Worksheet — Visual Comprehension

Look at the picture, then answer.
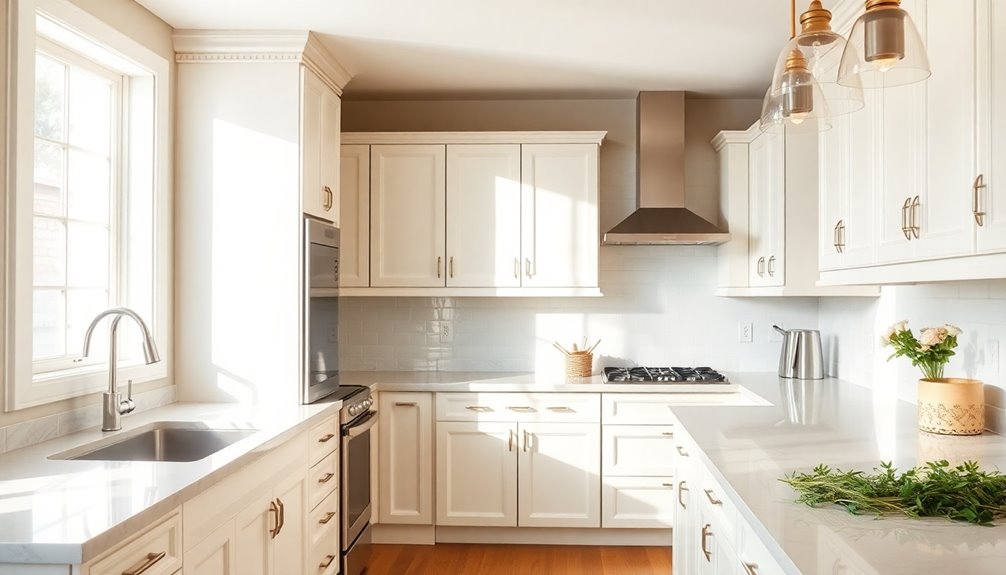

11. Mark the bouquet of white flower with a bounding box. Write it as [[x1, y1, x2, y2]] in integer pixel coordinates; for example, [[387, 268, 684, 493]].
[[881, 321, 962, 380]]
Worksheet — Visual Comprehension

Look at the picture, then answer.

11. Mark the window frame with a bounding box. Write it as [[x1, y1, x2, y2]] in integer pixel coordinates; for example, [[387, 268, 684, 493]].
[[4, 0, 171, 410]]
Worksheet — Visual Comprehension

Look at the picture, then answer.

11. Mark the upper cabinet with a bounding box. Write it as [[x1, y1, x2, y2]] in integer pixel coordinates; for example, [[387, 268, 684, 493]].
[[714, 125, 877, 297], [340, 132, 605, 297], [819, 0, 1006, 284], [302, 67, 342, 223]]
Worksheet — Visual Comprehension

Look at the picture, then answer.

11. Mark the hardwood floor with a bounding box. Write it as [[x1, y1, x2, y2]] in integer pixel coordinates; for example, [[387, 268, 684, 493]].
[[366, 544, 672, 575]]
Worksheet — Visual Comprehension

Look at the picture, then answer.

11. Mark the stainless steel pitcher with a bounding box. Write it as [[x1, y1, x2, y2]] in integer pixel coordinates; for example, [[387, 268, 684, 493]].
[[773, 325, 824, 379]]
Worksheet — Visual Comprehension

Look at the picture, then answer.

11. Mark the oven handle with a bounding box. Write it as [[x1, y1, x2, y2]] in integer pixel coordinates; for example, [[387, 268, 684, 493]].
[[343, 411, 378, 438]]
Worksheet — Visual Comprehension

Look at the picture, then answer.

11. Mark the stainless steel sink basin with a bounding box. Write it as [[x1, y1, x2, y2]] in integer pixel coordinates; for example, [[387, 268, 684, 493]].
[[50, 421, 259, 462]]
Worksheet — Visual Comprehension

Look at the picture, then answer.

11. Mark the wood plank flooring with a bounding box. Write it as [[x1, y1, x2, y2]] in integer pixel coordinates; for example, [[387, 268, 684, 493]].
[[366, 544, 672, 575]]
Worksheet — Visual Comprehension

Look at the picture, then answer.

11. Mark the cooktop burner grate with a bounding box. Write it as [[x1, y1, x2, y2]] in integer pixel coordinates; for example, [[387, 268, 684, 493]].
[[603, 366, 729, 383]]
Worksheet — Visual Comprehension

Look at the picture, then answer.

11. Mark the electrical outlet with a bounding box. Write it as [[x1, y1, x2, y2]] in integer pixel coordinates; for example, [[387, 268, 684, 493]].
[[769, 322, 784, 343], [440, 322, 454, 343], [988, 339, 1000, 375], [738, 322, 753, 343], [327, 322, 338, 343]]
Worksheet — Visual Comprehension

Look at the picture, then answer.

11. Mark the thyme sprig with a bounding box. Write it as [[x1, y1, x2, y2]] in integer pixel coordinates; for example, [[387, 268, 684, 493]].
[[782, 460, 1006, 526]]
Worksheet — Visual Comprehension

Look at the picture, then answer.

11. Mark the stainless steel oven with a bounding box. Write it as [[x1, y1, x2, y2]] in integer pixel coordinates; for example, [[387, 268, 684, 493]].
[[304, 217, 340, 404], [342, 388, 375, 575]]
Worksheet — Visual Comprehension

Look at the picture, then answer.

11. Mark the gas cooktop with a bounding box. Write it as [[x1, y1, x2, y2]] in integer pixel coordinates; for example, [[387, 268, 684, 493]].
[[603, 366, 729, 384]]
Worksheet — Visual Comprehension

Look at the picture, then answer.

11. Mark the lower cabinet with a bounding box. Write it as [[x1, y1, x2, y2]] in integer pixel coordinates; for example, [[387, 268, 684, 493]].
[[600, 424, 676, 528], [79, 507, 183, 575], [379, 392, 433, 524], [434, 393, 601, 529]]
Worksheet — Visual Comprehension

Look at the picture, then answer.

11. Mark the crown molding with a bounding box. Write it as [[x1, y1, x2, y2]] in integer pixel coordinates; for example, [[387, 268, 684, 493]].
[[341, 131, 608, 145], [173, 30, 352, 94], [711, 129, 756, 151]]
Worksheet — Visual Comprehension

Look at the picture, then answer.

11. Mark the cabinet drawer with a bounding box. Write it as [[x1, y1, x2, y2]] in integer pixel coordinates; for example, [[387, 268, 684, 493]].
[[309, 449, 340, 510], [86, 509, 182, 575], [602, 394, 680, 424], [436, 393, 599, 422], [309, 415, 340, 467], [601, 476, 675, 529], [738, 519, 786, 575], [309, 491, 341, 575], [602, 425, 676, 476], [700, 466, 739, 544]]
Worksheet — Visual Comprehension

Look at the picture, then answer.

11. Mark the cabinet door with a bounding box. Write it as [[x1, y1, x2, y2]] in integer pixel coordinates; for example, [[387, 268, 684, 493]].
[[748, 130, 784, 287], [436, 421, 517, 527], [844, 89, 880, 268], [234, 492, 274, 575], [370, 144, 446, 287], [818, 108, 849, 271], [915, 0, 977, 259], [601, 425, 676, 476], [446, 144, 522, 287], [272, 472, 307, 575], [672, 438, 697, 575], [875, 81, 924, 264], [319, 88, 341, 225], [520, 144, 599, 288], [601, 476, 675, 528], [517, 422, 600, 528], [186, 522, 237, 575], [301, 67, 328, 222], [340, 145, 370, 287], [379, 392, 433, 524], [977, 0, 1006, 252]]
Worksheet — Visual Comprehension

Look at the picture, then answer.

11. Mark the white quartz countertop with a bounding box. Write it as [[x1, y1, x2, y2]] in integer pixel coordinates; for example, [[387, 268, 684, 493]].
[[0, 399, 341, 565], [670, 373, 1006, 575]]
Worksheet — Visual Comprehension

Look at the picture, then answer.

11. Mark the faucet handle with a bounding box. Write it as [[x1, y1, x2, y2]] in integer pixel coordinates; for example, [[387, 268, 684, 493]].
[[120, 379, 136, 414]]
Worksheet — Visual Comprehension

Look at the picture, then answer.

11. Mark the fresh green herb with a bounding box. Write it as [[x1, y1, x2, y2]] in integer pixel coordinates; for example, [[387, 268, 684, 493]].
[[781, 460, 1006, 526]]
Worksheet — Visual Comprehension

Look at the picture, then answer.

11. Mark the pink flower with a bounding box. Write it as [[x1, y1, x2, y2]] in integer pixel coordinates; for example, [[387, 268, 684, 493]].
[[920, 328, 945, 347]]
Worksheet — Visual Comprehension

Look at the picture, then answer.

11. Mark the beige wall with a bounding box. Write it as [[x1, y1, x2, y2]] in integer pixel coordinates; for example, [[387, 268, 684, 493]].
[[342, 97, 759, 229], [0, 0, 174, 428]]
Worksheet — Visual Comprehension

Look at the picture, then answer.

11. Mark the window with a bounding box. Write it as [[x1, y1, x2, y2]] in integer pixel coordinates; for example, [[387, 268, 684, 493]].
[[5, 0, 170, 410]]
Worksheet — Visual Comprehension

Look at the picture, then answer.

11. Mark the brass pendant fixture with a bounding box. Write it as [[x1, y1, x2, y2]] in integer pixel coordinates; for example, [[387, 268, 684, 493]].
[[838, 0, 931, 88]]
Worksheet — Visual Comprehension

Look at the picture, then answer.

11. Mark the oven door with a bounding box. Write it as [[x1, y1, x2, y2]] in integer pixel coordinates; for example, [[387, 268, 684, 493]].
[[342, 410, 376, 549]]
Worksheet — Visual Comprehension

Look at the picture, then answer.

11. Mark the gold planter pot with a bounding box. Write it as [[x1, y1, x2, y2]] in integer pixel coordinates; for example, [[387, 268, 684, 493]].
[[917, 378, 985, 436]]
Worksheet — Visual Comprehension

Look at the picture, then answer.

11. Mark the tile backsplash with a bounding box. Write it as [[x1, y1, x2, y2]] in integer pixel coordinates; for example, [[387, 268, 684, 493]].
[[339, 247, 820, 376]]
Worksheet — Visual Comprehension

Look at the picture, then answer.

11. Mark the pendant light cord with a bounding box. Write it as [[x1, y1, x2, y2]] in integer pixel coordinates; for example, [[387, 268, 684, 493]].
[[790, 0, 797, 39]]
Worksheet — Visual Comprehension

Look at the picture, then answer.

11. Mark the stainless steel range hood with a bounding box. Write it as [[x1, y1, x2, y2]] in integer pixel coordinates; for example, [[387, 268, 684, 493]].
[[603, 92, 730, 245]]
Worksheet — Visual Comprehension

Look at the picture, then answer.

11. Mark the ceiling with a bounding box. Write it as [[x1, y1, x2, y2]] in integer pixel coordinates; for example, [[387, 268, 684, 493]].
[[135, 0, 793, 100]]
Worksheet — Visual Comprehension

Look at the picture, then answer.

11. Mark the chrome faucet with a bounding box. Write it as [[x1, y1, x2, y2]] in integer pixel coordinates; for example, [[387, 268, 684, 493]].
[[82, 308, 161, 431]]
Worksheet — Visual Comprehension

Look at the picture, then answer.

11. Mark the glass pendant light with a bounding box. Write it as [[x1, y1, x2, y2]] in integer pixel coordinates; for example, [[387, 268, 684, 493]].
[[760, 0, 833, 132], [838, 0, 931, 88]]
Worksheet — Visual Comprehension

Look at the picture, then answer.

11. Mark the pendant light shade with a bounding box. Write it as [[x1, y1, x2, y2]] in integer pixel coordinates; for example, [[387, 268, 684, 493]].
[[838, 0, 931, 88]]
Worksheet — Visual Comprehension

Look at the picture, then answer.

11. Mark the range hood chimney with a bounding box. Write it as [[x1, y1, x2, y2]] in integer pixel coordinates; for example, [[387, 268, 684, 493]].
[[602, 92, 730, 245]]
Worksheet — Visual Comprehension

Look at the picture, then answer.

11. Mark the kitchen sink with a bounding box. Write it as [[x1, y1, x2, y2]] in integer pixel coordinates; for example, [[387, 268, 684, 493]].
[[50, 421, 259, 462]]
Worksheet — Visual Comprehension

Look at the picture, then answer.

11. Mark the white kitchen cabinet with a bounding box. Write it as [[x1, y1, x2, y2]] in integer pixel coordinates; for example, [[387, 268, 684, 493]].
[[447, 144, 522, 287], [746, 129, 785, 288], [80, 508, 182, 575], [977, 0, 1006, 252], [339, 144, 370, 287], [234, 463, 307, 575], [370, 144, 447, 287], [518, 421, 600, 528], [600, 476, 676, 529], [341, 133, 604, 295], [716, 125, 876, 296], [601, 424, 675, 477], [186, 522, 237, 575], [302, 66, 341, 223], [436, 421, 518, 527], [672, 435, 697, 575], [379, 392, 434, 524], [819, 0, 1006, 284], [520, 144, 599, 288]]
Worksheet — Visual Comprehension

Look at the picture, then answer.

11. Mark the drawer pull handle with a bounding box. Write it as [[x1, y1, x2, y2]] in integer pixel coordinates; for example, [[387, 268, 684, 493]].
[[676, 446, 689, 457], [701, 524, 713, 561], [742, 561, 760, 575], [508, 429, 515, 452], [974, 174, 987, 226], [678, 481, 689, 509], [523, 429, 531, 452], [662, 483, 674, 488], [547, 406, 573, 412], [319, 511, 336, 525], [320, 554, 337, 569], [465, 405, 492, 412], [661, 432, 674, 436], [508, 406, 535, 412], [704, 489, 723, 505], [269, 500, 280, 539], [318, 472, 335, 484], [122, 551, 166, 575], [394, 402, 417, 407], [318, 433, 336, 443]]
